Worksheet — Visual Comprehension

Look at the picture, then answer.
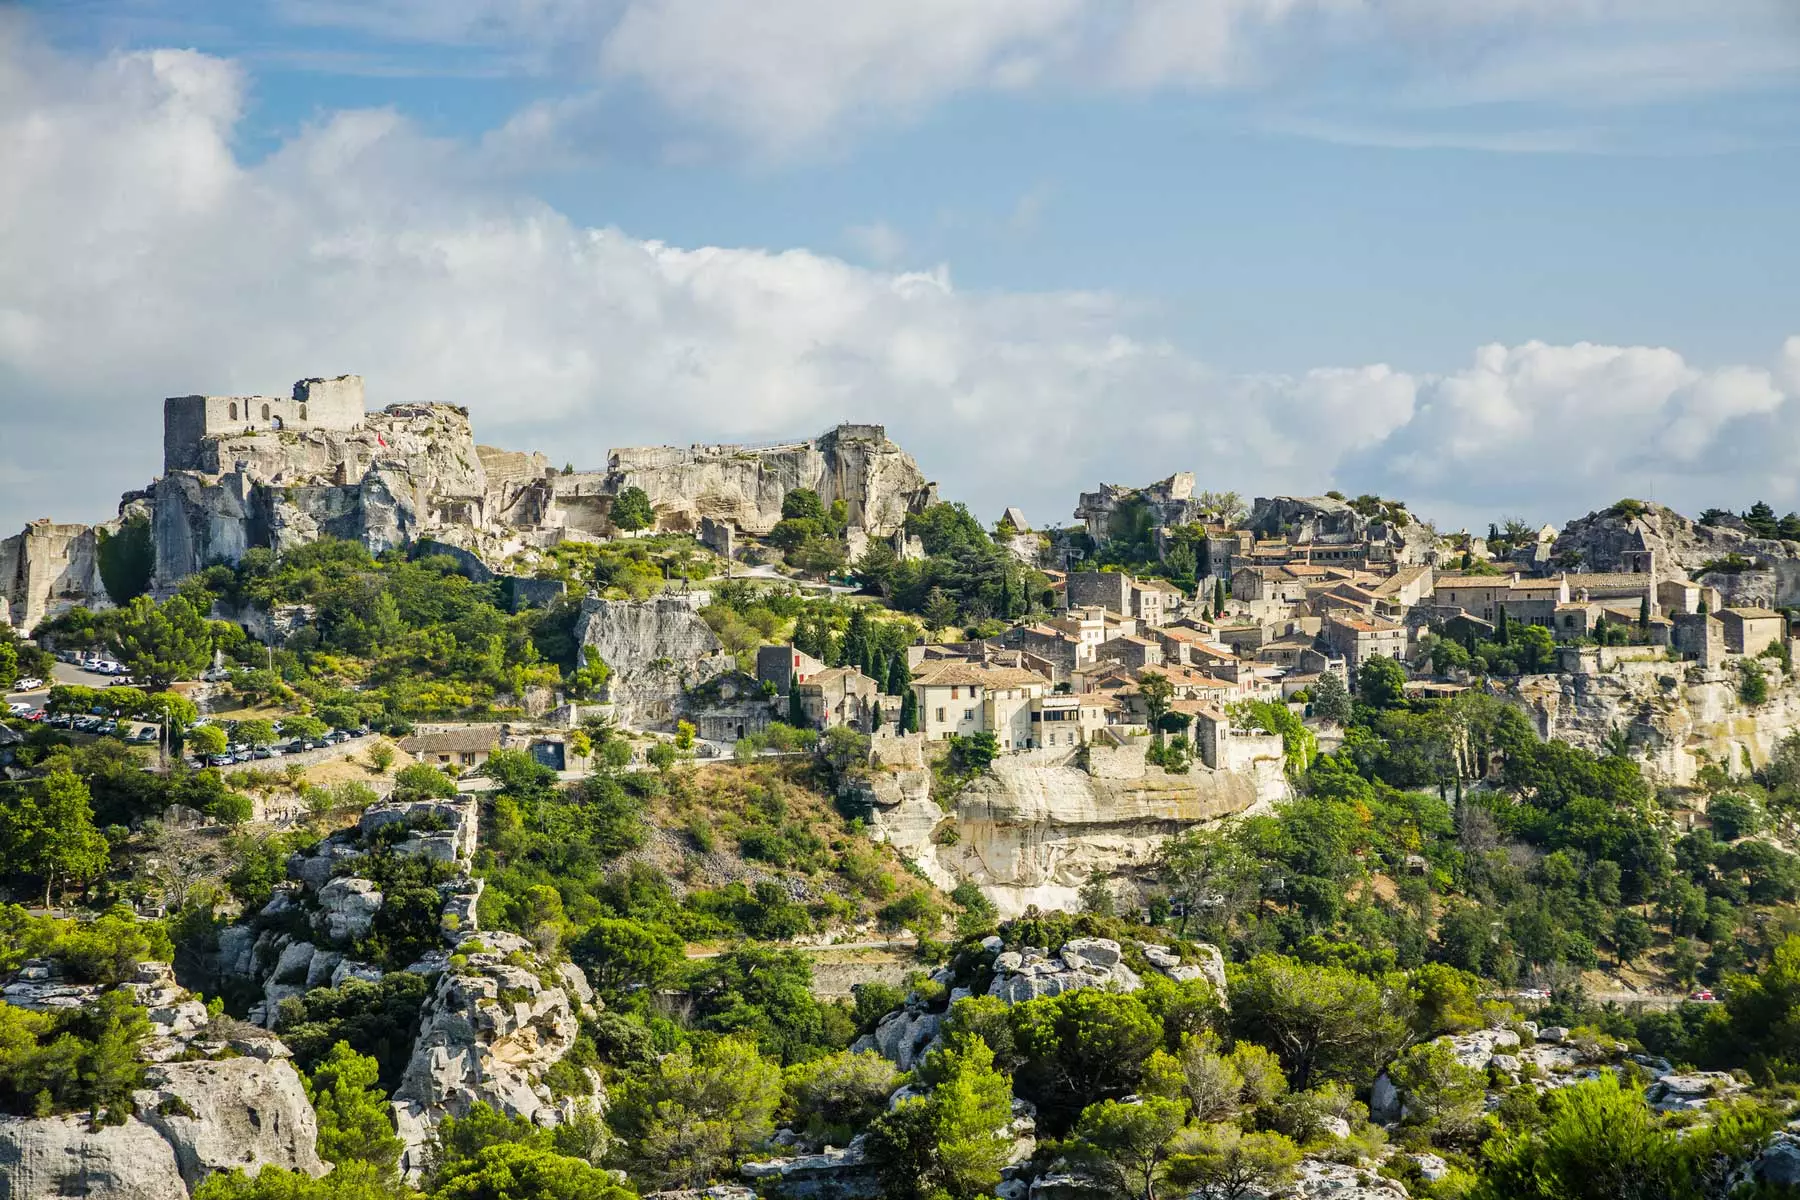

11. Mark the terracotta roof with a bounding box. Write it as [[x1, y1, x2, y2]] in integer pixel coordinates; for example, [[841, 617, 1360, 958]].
[[1721, 606, 1784, 620], [400, 728, 501, 755], [1327, 614, 1404, 634], [913, 664, 1048, 689]]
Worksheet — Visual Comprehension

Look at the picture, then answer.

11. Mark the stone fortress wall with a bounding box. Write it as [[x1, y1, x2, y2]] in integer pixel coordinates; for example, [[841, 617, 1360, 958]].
[[164, 375, 367, 471]]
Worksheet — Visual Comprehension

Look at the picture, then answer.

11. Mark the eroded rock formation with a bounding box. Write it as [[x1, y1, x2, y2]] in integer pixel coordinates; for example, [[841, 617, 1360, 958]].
[[860, 738, 1288, 917], [572, 593, 735, 728], [1554, 502, 1800, 609]]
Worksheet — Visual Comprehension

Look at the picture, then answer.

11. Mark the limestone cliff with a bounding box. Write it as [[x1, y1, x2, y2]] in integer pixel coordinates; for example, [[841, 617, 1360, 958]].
[[861, 737, 1288, 917], [572, 593, 735, 728], [589, 424, 936, 537], [1553, 502, 1800, 608], [150, 404, 552, 589], [0, 520, 113, 629], [1507, 652, 1800, 787]]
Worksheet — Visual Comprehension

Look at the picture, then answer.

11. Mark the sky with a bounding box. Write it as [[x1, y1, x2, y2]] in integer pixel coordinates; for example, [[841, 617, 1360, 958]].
[[2, 1, 1798, 537]]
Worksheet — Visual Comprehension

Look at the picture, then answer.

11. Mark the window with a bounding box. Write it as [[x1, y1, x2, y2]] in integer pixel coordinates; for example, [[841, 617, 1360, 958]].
[[964, 709, 974, 721], [298, 403, 308, 420], [261, 403, 271, 421], [951, 686, 959, 699], [935, 707, 945, 723], [228, 401, 238, 420]]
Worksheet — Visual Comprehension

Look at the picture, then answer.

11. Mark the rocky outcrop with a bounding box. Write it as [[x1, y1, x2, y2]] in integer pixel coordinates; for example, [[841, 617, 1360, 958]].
[[1508, 655, 1800, 786], [593, 424, 935, 538], [987, 938, 1142, 1004], [150, 404, 544, 590], [863, 744, 1287, 917], [0, 519, 113, 629], [391, 931, 601, 1178], [1553, 502, 1800, 608], [0, 960, 324, 1200], [136, 1057, 326, 1188], [0, 1112, 190, 1200], [573, 593, 735, 728]]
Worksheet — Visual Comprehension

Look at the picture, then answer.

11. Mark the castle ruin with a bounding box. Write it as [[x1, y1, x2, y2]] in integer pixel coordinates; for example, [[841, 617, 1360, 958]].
[[163, 375, 366, 472]]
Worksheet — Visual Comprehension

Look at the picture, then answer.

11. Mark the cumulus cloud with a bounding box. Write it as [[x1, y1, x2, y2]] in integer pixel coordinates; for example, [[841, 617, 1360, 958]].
[[1, 33, 1796, 539]]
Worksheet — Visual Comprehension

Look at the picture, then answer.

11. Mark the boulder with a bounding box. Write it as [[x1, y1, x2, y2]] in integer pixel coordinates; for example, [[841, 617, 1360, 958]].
[[1286, 1158, 1410, 1199], [316, 877, 383, 942], [1646, 1072, 1742, 1112], [988, 939, 1142, 1005], [741, 1135, 879, 1198], [871, 1010, 941, 1072], [1747, 1132, 1800, 1188], [134, 1056, 326, 1188], [0, 1113, 188, 1200]]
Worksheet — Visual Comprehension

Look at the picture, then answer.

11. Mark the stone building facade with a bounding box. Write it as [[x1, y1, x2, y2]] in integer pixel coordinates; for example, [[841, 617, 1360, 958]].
[[164, 376, 366, 471]]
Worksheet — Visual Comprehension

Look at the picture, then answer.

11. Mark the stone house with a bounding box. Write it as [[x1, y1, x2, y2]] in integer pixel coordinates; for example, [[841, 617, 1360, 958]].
[[911, 664, 1047, 750], [1672, 612, 1726, 666], [1027, 693, 1112, 748], [1232, 565, 1309, 605], [1656, 579, 1722, 617], [756, 644, 826, 696], [1322, 613, 1407, 678], [1130, 577, 1183, 628], [1096, 634, 1163, 670], [1432, 574, 1569, 627], [1719, 608, 1787, 657], [1371, 564, 1435, 610], [1189, 705, 1288, 771], [1065, 571, 1132, 616], [400, 728, 501, 769], [797, 667, 881, 731]]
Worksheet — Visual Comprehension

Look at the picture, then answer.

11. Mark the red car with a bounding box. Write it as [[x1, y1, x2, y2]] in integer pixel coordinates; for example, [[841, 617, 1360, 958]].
[[1689, 989, 1715, 1002]]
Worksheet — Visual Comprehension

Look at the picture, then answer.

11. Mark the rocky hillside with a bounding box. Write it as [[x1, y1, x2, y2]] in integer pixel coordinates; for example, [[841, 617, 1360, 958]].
[[1553, 501, 1800, 608]]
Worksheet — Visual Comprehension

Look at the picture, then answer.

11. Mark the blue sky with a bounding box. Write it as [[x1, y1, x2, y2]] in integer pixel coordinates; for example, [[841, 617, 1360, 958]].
[[4, 1, 1800, 534]]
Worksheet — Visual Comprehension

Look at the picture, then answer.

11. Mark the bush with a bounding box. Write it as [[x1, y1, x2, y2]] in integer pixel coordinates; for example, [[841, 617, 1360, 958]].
[[783, 1050, 901, 1146]]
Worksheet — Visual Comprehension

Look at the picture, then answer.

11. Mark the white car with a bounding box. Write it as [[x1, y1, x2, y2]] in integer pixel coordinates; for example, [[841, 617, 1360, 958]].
[[15, 677, 43, 691], [6, 702, 30, 716]]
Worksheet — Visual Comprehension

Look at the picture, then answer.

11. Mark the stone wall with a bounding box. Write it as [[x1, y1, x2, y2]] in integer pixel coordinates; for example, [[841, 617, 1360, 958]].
[[0, 519, 111, 628]]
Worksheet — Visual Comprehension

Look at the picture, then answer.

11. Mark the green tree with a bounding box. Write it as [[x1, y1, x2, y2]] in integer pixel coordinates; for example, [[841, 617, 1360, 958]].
[[435, 1142, 632, 1200], [2, 768, 110, 907], [1228, 954, 1407, 1090], [1610, 910, 1652, 967], [96, 514, 155, 606], [193, 1162, 398, 1200], [186, 725, 228, 757], [393, 762, 459, 799], [1356, 656, 1407, 708], [1066, 1095, 1188, 1200], [1742, 661, 1770, 706], [608, 486, 654, 533], [1162, 1124, 1301, 1200], [1389, 1041, 1485, 1146], [788, 679, 807, 728], [886, 651, 911, 697], [305, 1041, 402, 1177], [900, 688, 920, 733], [283, 714, 330, 742], [1139, 671, 1175, 742], [568, 647, 611, 700], [606, 1036, 781, 1191], [1010, 988, 1162, 1134], [1213, 577, 1227, 618], [782, 1050, 900, 1147], [111, 594, 212, 688], [865, 1034, 1015, 1200], [235, 719, 277, 748], [1311, 670, 1352, 725], [570, 918, 682, 1002], [782, 488, 827, 523]]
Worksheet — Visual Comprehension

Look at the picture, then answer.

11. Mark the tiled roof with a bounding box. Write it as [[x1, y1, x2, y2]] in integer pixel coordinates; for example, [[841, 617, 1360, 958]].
[[400, 728, 501, 754], [913, 664, 1048, 689], [1721, 606, 1784, 620]]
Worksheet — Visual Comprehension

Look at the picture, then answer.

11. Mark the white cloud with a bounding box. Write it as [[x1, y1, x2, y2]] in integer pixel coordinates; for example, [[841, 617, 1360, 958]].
[[844, 221, 908, 267], [1, 33, 1797, 540], [257, 0, 1800, 155]]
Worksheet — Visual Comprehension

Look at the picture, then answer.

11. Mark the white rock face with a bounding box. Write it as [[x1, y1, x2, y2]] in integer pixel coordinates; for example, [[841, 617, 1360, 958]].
[[391, 934, 598, 1177], [598, 424, 935, 538], [573, 594, 735, 728], [866, 751, 1287, 917], [988, 939, 1142, 1005], [0, 1113, 188, 1200], [316, 877, 383, 942], [135, 1057, 327, 1189]]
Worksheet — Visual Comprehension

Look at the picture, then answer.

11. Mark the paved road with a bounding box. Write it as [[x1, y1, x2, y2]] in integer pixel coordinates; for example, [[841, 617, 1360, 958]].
[[6, 663, 120, 706]]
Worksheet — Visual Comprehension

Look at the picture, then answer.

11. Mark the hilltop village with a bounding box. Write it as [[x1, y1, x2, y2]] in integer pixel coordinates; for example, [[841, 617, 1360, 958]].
[[5, 378, 1800, 1200]]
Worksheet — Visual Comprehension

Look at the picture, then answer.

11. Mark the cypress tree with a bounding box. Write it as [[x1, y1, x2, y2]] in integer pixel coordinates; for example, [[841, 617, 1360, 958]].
[[999, 571, 1013, 620], [887, 652, 910, 697], [867, 647, 886, 687], [870, 702, 884, 732], [1497, 607, 1510, 645], [900, 688, 919, 734], [788, 680, 806, 727], [1212, 578, 1226, 617], [1639, 595, 1651, 630]]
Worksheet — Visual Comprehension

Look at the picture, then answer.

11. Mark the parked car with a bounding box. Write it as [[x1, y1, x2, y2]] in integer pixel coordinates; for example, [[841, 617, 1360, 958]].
[[251, 747, 274, 760], [16, 677, 43, 691], [6, 702, 29, 716], [208, 754, 234, 767], [285, 740, 308, 754], [1690, 989, 1716, 1002], [201, 667, 232, 683], [108, 676, 136, 687], [26, 709, 46, 722]]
